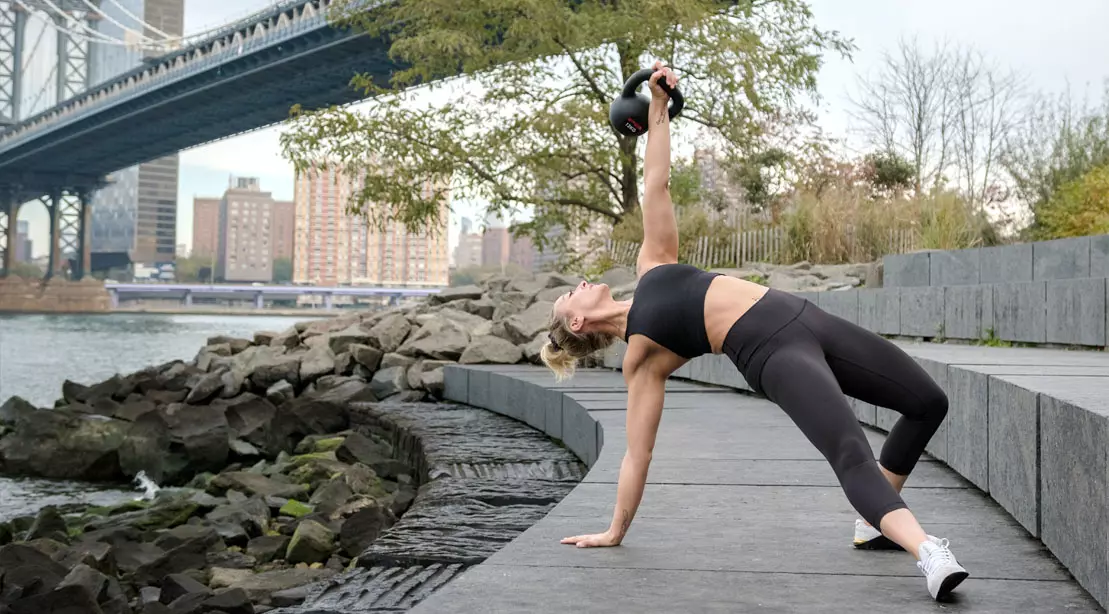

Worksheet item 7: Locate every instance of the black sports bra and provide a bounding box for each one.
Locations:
[625,263,721,359]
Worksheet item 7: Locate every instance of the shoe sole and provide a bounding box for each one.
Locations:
[934,570,969,600]
[853,535,905,551]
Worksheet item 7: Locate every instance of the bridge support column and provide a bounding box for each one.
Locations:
[44,191,61,280]
[324,293,333,310]
[254,292,264,310]
[108,288,118,308]
[0,196,16,278]
[183,290,193,307]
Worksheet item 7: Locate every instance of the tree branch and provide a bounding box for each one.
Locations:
[553,37,611,106]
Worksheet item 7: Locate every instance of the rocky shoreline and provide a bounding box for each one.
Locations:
[0,261,869,613]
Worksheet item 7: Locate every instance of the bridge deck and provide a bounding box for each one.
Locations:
[415,364,1102,613]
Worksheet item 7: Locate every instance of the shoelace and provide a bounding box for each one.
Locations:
[917,538,955,575]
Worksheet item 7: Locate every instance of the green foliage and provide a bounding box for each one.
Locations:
[978,328,1012,348]
[272,258,294,283]
[6,260,44,279]
[1037,164,1109,237]
[282,0,852,250]
[174,256,213,283]
[742,273,767,285]
[861,151,915,196]
[1003,82,1109,237]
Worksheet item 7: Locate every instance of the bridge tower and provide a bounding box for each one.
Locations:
[0,0,100,280]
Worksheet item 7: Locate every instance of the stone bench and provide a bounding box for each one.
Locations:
[410,357,1104,612]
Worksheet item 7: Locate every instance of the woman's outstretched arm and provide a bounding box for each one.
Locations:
[637,62,680,274]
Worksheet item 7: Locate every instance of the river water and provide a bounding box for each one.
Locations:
[0,312,322,521]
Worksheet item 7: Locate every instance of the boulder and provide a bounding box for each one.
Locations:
[491,291,533,320]
[113,397,157,422]
[459,335,524,364]
[448,296,496,319]
[284,520,335,565]
[0,543,69,600]
[366,314,411,353]
[522,331,547,364]
[0,410,128,481]
[152,525,221,553]
[207,336,252,354]
[200,587,253,614]
[379,353,415,370]
[308,477,353,517]
[246,535,290,565]
[335,433,409,480]
[25,506,69,543]
[420,308,493,336]
[220,394,277,448]
[503,301,553,344]
[204,550,256,570]
[0,395,37,426]
[118,411,179,484]
[5,584,102,614]
[534,285,573,303]
[348,344,383,373]
[313,375,355,392]
[209,472,309,500]
[339,503,394,557]
[600,266,637,286]
[228,439,261,458]
[248,355,301,392]
[406,360,451,390]
[327,326,373,355]
[397,318,469,360]
[213,568,334,605]
[369,366,407,399]
[80,498,199,534]
[422,368,446,397]
[158,573,210,604]
[270,327,300,350]
[264,381,295,406]
[267,381,371,452]
[428,284,482,305]
[298,346,336,384]
[253,331,278,345]
[111,541,165,574]
[57,541,116,576]
[184,369,225,404]
[161,403,231,476]
[332,351,354,376]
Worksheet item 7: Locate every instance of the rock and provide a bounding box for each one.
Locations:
[449,296,496,319]
[25,506,69,543]
[266,381,370,453]
[269,584,312,608]
[57,541,116,576]
[270,327,300,350]
[384,391,427,403]
[284,453,348,490]
[58,563,122,605]
[459,335,524,364]
[428,284,482,305]
[600,266,637,286]
[152,525,221,552]
[369,366,407,399]
[114,397,156,422]
[308,478,353,517]
[332,351,353,376]
[217,568,334,604]
[294,435,345,454]
[162,403,231,477]
[421,308,493,336]
[205,499,271,542]
[6,584,102,614]
[503,301,553,344]
[254,331,278,345]
[348,344,383,373]
[263,381,294,406]
[246,535,289,565]
[303,334,330,351]
[522,332,547,364]
[0,395,37,426]
[421,368,445,397]
[165,591,207,613]
[405,360,451,391]
[201,588,253,614]
[0,543,69,601]
[339,503,393,557]
[0,523,10,546]
[312,375,354,392]
[366,314,411,353]
[220,394,277,447]
[132,524,223,585]
[219,369,244,399]
[208,567,253,589]
[378,353,415,370]
[0,410,128,480]
[205,550,256,570]
[298,346,336,384]
[145,389,189,405]
[228,439,261,458]
[118,411,178,484]
[327,326,373,355]
[111,541,165,574]
[284,520,334,565]
[80,498,199,534]
[207,336,252,354]
[210,473,309,501]
[397,317,469,360]
[196,345,230,372]
[248,355,301,392]
[23,537,67,560]
[184,370,225,405]
[278,500,313,518]
[159,573,210,604]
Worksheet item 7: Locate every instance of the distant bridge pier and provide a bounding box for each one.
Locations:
[183,290,193,307]
[108,288,118,308]
[254,292,264,310]
[0,192,16,277]
[324,293,333,310]
[38,189,93,281]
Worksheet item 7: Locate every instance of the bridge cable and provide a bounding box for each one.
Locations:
[13,0,130,46]
[76,0,170,50]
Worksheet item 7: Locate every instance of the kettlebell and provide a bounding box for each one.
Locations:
[609,67,685,137]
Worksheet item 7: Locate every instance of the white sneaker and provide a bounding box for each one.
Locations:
[853,519,945,551]
[917,537,969,600]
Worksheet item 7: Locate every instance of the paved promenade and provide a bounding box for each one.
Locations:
[412,357,1104,613]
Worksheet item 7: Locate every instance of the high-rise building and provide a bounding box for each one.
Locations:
[89,0,184,264]
[15,220,31,262]
[508,233,537,272]
[191,197,221,261]
[294,166,450,287]
[271,200,296,261]
[453,217,482,270]
[216,177,275,283]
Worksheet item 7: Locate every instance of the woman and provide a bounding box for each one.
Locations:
[540,61,969,602]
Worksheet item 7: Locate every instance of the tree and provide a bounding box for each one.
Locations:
[1036,164,1109,238]
[272,258,293,283]
[861,151,914,196]
[848,38,1022,207]
[1002,82,1109,237]
[281,0,852,252]
[7,260,44,279]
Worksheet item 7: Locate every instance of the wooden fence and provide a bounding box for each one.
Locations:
[603,227,919,269]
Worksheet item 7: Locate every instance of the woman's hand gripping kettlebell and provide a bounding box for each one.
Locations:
[647,61,679,102]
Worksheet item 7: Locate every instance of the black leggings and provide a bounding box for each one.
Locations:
[722,289,949,529]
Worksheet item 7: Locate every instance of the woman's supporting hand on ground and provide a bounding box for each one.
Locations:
[560,530,622,548]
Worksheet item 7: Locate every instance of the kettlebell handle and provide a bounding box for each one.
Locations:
[622,68,685,120]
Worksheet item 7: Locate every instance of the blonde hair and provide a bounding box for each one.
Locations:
[539,309,617,381]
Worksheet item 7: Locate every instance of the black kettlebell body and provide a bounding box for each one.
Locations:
[609,68,685,137]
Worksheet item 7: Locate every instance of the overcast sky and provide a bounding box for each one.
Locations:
[15,0,1109,258]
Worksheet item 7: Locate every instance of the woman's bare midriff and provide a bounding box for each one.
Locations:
[702,275,770,354]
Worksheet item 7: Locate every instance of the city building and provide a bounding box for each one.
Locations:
[452,217,482,270]
[271,200,296,261]
[14,220,32,262]
[216,177,275,283]
[191,197,221,261]
[480,212,512,270]
[175,243,189,258]
[293,165,450,287]
[89,0,184,265]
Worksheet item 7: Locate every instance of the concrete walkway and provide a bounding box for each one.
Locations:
[412,366,1103,613]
